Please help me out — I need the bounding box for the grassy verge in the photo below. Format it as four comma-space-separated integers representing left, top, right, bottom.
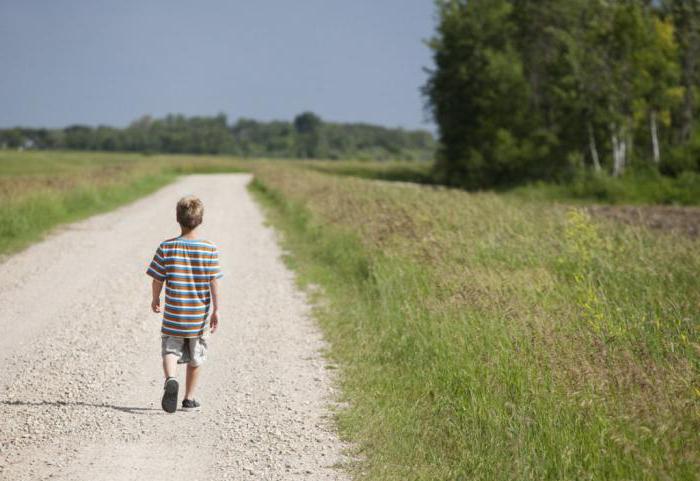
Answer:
0, 151, 250, 256
249, 164, 699, 481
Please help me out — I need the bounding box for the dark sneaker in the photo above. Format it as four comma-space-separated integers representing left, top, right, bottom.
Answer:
161, 377, 179, 414
182, 399, 201, 412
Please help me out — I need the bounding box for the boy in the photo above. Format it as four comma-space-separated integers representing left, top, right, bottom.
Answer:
146, 195, 222, 413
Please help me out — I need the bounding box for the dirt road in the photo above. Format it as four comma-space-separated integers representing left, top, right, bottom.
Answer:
0, 174, 349, 481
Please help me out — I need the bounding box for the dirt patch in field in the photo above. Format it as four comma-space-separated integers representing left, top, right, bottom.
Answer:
586, 204, 700, 238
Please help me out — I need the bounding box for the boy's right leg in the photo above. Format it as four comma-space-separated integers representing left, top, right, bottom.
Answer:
161, 335, 183, 413
161, 354, 180, 413
162, 353, 178, 378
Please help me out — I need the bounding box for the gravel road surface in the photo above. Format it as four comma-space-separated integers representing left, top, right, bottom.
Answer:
0, 174, 349, 481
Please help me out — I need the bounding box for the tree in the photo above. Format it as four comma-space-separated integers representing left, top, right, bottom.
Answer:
665, 0, 700, 142
293, 111, 322, 135
294, 111, 323, 158
633, 13, 680, 164
424, 0, 534, 188
64, 125, 94, 150
0, 112, 436, 160
424, 0, 698, 186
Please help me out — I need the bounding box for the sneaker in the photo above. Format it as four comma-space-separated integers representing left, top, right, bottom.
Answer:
182, 399, 201, 412
161, 377, 179, 414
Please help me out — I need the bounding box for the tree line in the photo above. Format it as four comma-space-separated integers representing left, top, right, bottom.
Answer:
0, 111, 435, 161
424, 0, 700, 188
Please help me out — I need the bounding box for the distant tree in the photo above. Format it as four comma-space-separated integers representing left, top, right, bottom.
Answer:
293, 111, 322, 135
95, 126, 122, 151
64, 125, 94, 150
0, 113, 436, 160
1, 128, 24, 148
294, 111, 323, 158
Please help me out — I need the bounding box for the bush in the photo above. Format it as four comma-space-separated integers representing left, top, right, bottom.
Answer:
661, 132, 700, 176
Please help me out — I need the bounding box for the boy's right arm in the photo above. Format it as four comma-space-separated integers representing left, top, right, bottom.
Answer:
147, 244, 166, 314
151, 279, 163, 313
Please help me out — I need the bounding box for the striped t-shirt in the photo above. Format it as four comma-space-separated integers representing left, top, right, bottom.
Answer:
146, 237, 223, 338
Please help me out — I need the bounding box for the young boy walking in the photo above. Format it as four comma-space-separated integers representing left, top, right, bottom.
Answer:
146, 195, 222, 413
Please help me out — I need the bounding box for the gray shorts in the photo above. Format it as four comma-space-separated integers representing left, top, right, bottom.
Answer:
161, 333, 209, 367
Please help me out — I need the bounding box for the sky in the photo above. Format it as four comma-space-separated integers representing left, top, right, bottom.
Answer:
0, 0, 437, 131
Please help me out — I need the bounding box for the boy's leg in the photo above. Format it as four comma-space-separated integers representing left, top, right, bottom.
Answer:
160, 336, 183, 413
162, 353, 178, 378
161, 354, 180, 414
184, 336, 207, 400
184, 364, 200, 400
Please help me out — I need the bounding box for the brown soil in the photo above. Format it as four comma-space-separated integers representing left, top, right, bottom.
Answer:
586, 204, 700, 238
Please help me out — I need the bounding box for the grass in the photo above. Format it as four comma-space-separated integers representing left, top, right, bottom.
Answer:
249, 165, 699, 481
0, 150, 251, 256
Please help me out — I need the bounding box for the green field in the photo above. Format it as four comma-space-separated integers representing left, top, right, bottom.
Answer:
1, 150, 698, 480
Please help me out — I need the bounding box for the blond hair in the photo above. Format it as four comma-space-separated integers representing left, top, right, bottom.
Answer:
176, 195, 204, 229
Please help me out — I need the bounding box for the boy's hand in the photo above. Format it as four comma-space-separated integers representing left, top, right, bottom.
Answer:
210, 311, 219, 333
151, 298, 161, 313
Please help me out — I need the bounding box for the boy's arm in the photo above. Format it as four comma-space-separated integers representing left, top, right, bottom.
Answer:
209, 278, 220, 333
151, 279, 164, 313
147, 244, 166, 313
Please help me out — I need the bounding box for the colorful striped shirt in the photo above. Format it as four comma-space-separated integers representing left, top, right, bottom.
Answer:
146, 237, 223, 338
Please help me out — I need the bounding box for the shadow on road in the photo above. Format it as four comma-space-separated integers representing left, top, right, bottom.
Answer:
0, 399, 161, 415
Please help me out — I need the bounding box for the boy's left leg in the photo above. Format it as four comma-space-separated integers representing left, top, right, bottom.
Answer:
182, 336, 207, 411
184, 364, 200, 400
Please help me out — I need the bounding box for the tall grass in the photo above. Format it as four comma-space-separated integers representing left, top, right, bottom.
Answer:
250, 165, 699, 481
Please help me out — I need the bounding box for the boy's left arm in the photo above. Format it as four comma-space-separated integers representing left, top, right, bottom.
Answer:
151, 279, 164, 313
209, 278, 220, 333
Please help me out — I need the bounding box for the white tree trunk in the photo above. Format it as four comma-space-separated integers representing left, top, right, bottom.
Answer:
611, 122, 626, 177
650, 110, 660, 164
625, 123, 633, 170
611, 124, 620, 176
620, 132, 627, 172
587, 122, 601, 172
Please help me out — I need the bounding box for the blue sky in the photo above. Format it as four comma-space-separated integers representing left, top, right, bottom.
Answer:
0, 0, 437, 130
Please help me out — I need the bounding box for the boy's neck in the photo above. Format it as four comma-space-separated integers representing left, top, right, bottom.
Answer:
180, 228, 199, 239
